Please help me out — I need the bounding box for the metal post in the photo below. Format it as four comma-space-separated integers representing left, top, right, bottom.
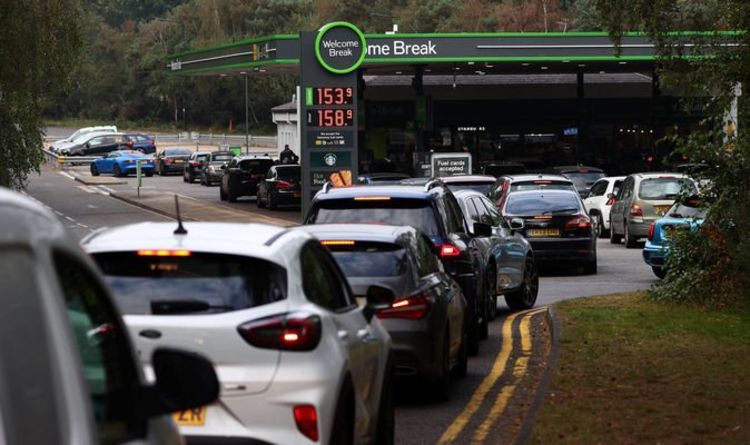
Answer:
244, 73, 249, 154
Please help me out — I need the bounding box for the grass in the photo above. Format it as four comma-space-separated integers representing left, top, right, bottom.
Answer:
531, 292, 750, 445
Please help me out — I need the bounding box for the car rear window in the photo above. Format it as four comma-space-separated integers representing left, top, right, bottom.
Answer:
92, 252, 286, 315
277, 167, 301, 180
166, 149, 191, 156
511, 180, 574, 192
445, 182, 494, 195
639, 177, 696, 200
239, 159, 274, 173
562, 172, 606, 190
327, 242, 408, 277
505, 192, 582, 215
312, 198, 440, 236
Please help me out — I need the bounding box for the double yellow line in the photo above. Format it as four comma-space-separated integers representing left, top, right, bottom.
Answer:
438, 307, 547, 445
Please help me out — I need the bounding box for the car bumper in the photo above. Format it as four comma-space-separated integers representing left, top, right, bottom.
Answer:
205, 172, 223, 182
643, 242, 668, 267
627, 219, 658, 238
162, 163, 186, 172
271, 190, 302, 204
124, 165, 154, 173
380, 320, 441, 378
528, 237, 596, 263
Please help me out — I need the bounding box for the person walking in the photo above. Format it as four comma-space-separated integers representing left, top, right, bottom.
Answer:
279, 144, 299, 164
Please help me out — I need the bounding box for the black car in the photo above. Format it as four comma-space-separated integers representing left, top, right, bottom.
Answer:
219, 155, 275, 202
489, 173, 576, 210
499, 189, 597, 274
200, 151, 234, 186
453, 189, 539, 313
257, 164, 301, 209
305, 181, 489, 355
303, 224, 468, 399
154, 148, 192, 175
183, 151, 211, 183
63, 133, 129, 156
439, 175, 499, 196
549, 166, 606, 198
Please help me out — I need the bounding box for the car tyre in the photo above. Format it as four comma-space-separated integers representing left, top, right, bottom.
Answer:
268, 192, 277, 210
113, 164, 123, 177
583, 256, 598, 275
594, 213, 605, 238
609, 218, 623, 244
219, 186, 227, 201
652, 266, 667, 279
624, 223, 639, 248
257, 191, 266, 208
375, 359, 395, 445
486, 265, 497, 322
453, 329, 468, 378
90, 164, 99, 176
227, 187, 237, 203
505, 259, 539, 311
466, 308, 480, 357
145, 171, 153, 177
330, 384, 354, 445
200, 175, 207, 186
433, 332, 451, 402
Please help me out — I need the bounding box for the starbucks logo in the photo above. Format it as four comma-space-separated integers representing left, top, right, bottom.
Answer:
324, 153, 337, 166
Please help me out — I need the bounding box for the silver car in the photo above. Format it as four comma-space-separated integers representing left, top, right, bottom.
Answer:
84, 222, 394, 445
0, 188, 217, 445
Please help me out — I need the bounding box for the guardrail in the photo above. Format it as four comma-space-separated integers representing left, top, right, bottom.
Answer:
153, 133, 277, 148
41, 148, 99, 168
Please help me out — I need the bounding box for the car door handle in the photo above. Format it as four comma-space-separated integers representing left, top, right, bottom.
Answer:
139, 329, 162, 339
338, 330, 349, 340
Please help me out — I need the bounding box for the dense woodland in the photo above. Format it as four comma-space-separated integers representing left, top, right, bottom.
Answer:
45, 0, 602, 131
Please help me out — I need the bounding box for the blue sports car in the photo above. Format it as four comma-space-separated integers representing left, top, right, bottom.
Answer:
90, 150, 155, 177
643, 195, 705, 279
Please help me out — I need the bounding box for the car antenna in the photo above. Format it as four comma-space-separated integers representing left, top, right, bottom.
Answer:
173, 195, 188, 235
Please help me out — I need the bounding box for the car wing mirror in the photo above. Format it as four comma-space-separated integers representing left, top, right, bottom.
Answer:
509, 217, 525, 232
362, 285, 395, 323
140, 348, 219, 418
473, 222, 493, 237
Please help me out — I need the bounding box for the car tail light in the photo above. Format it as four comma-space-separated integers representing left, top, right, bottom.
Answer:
377, 292, 432, 320
237, 313, 321, 351
647, 222, 656, 241
606, 196, 616, 206
565, 215, 592, 229
630, 204, 643, 217
439, 243, 461, 258
137, 249, 191, 257
276, 180, 293, 190
293, 405, 319, 442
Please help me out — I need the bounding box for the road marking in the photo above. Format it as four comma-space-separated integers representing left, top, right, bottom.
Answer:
438, 311, 523, 444
58, 171, 75, 180
77, 185, 96, 194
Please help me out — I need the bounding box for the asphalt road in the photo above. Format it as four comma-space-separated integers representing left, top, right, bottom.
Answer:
24, 165, 657, 444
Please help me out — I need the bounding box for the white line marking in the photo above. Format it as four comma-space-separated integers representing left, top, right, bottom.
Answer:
77, 186, 96, 194
64, 216, 75, 222
58, 171, 75, 180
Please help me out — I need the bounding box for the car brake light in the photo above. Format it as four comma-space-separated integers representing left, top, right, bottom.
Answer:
276, 180, 293, 190
647, 222, 656, 241
630, 204, 643, 217
136, 249, 191, 257
565, 215, 592, 229
237, 313, 321, 351
377, 292, 432, 320
439, 244, 461, 258
353, 196, 392, 201
320, 240, 355, 246
293, 405, 319, 442
533, 180, 552, 184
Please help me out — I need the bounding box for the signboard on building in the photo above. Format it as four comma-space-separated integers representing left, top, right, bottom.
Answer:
431, 152, 472, 177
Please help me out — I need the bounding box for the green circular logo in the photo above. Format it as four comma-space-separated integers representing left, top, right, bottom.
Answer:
315, 22, 366, 75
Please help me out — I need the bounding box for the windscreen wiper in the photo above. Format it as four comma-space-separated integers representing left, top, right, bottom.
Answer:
151, 300, 232, 315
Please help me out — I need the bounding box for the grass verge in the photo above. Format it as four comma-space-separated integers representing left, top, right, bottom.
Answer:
531, 292, 750, 445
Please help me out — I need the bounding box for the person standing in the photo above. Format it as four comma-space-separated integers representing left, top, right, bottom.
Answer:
279, 144, 299, 164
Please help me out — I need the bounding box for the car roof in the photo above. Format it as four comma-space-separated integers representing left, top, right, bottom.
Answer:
237, 155, 273, 160
504, 173, 573, 182
313, 184, 442, 202
300, 224, 415, 244
83, 222, 305, 264
439, 175, 497, 183
0, 188, 77, 249
633, 172, 689, 178
551, 165, 605, 173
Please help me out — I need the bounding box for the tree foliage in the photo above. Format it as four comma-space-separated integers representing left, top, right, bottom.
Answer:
0, 0, 83, 188
595, 0, 750, 306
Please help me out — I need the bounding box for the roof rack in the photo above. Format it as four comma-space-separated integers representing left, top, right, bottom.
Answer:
322, 181, 333, 194
424, 178, 444, 192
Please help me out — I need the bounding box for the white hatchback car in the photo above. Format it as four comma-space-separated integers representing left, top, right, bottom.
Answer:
50, 125, 117, 152
83, 222, 394, 445
583, 176, 625, 238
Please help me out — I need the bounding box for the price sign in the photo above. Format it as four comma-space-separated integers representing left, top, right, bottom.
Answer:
312, 87, 354, 105
306, 109, 355, 127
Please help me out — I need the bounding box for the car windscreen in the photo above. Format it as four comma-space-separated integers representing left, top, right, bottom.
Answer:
327, 242, 409, 277
638, 177, 697, 200
511, 180, 574, 192
93, 252, 286, 315
562, 172, 606, 190
483, 165, 527, 176
277, 167, 301, 180
313, 198, 440, 236
239, 159, 274, 173
166, 149, 191, 156
505, 192, 582, 216
446, 183, 494, 195
212, 153, 234, 162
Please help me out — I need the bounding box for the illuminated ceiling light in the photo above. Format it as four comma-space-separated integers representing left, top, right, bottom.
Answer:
578, 64, 585, 67
454, 66, 460, 71
395, 71, 402, 74
239, 71, 247, 75
468, 61, 475, 65
599, 70, 606, 74
424, 68, 432, 72
650, 129, 654, 133
562, 60, 570, 63
485, 63, 494, 68
258, 69, 266, 73
522, 62, 530, 66
541, 66, 549, 70
219, 73, 227, 77
619, 61, 627, 65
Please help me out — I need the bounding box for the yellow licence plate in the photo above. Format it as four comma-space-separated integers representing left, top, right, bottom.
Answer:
173, 406, 206, 426
529, 228, 560, 237
654, 205, 671, 215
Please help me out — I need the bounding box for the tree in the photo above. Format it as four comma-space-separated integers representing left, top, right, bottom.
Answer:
0, 0, 83, 189
595, 0, 750, 305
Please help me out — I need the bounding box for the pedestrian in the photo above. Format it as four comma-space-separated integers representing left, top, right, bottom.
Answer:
279, 144, 299, 164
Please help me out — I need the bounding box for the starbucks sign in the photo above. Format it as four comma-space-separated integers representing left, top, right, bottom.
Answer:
315, 22, 366, 74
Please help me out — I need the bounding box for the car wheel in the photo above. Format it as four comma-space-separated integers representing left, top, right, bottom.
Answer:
113, 164, 123, 177
652, 266, 667, 279
268, 192, 277, 210
583, 256, 598, 275
200, 175, 207, 186
609, 218, 623, 244
452, 328, 468, 379
219, 186, 227, 201
330, 384, 354, 445
227, 186, 237, 203
90, 163, 99, 176
624, 223, 639, 248
375, 358, 395, 445
505, 259, 539, 311
145, 171, 153, 177
257, 191, 267, 208
433, 331, 451, 402
182, 172, 188, 183
188, 172, 195, 183
486, 265, 497, 322
594, 213, 605, 238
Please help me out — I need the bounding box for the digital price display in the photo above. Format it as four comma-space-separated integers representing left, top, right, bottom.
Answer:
306, 109, 354, 128
312, 87, 354, 105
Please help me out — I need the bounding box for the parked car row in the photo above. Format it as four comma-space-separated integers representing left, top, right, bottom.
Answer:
54, 130, 156, 156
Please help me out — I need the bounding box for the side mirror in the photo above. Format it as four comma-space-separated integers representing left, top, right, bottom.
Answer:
473, 222, 493, 237
362, 285, 395, 322
140, 348, 219, 418
509, 218, 525, 232
85, 143, 91, 148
